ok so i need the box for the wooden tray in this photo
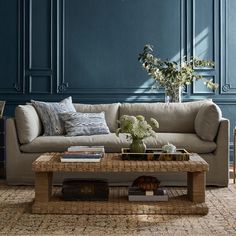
[121,148,190,161]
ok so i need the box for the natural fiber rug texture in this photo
[0,183,236,236]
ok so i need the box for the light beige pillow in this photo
[15,105,42,144]
[194,103,222,141]
[73,103,120,132]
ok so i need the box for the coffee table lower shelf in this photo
[32,187,208,215]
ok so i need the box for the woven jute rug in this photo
[0,183,236,236]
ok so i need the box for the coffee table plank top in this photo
[32,153,209,173]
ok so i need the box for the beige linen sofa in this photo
[6,100,229,186]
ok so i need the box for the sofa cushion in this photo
[20,133,216,154]
[20,133,125,153]
[119,100,212,133]
[195,103,222,141]
[144,133,216,153]
[60,112,110,136]
[31,97,76,136]
[15,105,42,144]
[73,103,120,132]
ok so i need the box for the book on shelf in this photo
[67,145,105,153]
[128,187,168,202]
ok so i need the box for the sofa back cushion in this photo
[194,103,222,141]
[15,104,42,144]
[73,103,120,132]
[119,100,212,133]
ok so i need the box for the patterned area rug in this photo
[0,183,236,235]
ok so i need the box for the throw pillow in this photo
[73,103,120,132]
[60,112,110,136]
[15,104,42,144]
[31,96,76,136]
[194,103,222,141]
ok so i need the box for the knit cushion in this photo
[60,112,110,136]
[31,97,76,136]
[73,103,120,132]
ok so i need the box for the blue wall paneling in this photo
[0,0,235,159]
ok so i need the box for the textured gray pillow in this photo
[194,103,222,141]
[73,103,120,132]
[31,97,76,136]
[60,112,110,136]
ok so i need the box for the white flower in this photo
[116,115,159,142]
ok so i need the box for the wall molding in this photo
[57,0,185,94]
[220,0,236,94]
[192,75,216,94]
[28,75,52,94]
[0,0,23,94]
[28,0,53,71]
[192,0,215,71]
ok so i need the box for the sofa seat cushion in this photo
[20,133,127,153]
[144,133,216,154]
[20,133,216,154]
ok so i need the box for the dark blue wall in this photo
[0,0,235,144]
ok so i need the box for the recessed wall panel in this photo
[193,0,214,63]
[29,75,52,94]
[0,0,22,93]
[227,0,236,89]
[61,0,182,93]
[29,0,52,70]
[193,76,215,94]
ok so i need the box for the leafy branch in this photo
[138,44,218,91]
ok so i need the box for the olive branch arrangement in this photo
[138,44,218,94]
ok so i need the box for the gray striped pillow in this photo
[31,97,76,136]
[60,112,110,136]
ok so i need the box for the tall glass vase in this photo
[165,86,182,103]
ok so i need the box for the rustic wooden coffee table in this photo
[32,152,209,215]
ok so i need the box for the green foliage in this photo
[138,44,218,92]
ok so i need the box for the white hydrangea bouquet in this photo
[116,115,159,153]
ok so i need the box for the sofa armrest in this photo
[6,118,21,155]
[211,118,229,186]
[214,118,229,154]
[6,118,42,184]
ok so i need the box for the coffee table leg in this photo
[187,171,206,203]
[35,172,53,202]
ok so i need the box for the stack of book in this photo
[61,146,105,162]
[128,187,168,202]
